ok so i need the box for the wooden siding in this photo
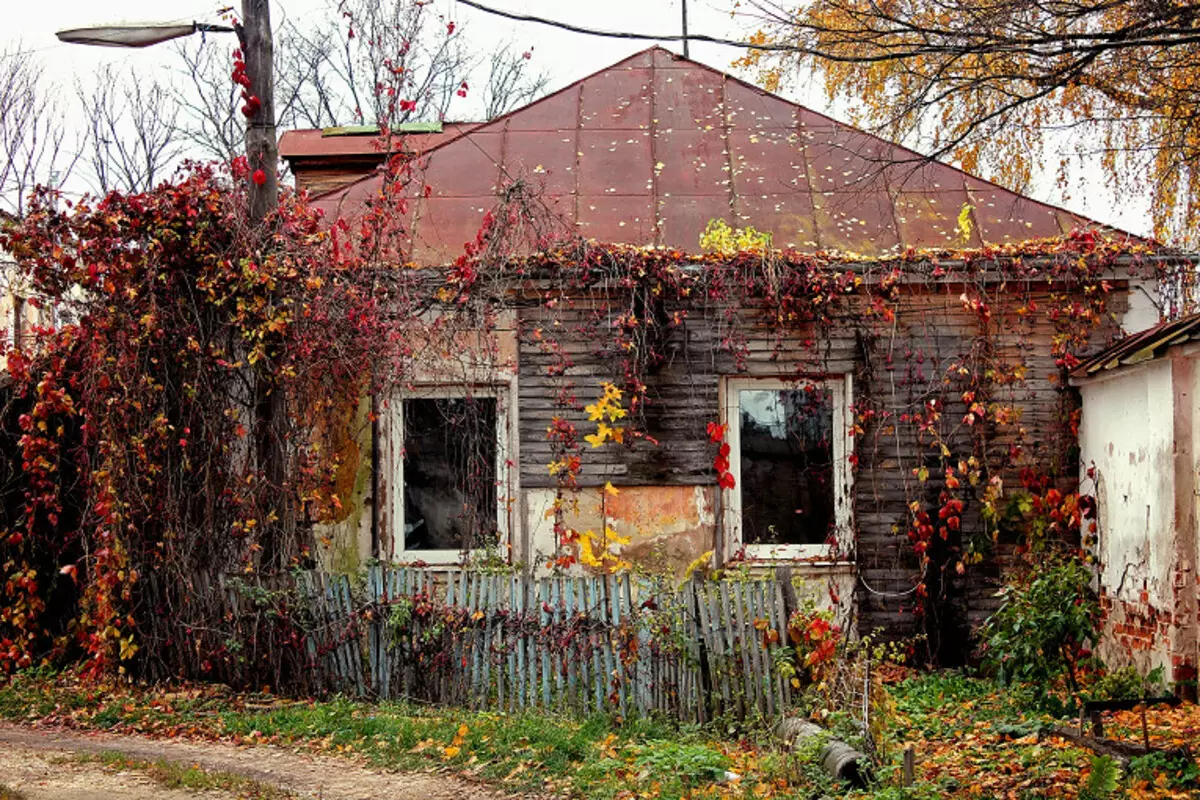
[515,281,1128,649]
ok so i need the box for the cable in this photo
[456,0,775,51]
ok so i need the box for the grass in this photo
[72,751,294,799]
[0,786,27,800]
[0,669,1196,799]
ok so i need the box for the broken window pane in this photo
[738,386,834,546]
[402,396,498,552]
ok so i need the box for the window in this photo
[389,387,510,563]
[722,376,852,560]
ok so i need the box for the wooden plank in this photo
[719,582,746,720]
[564,579,579,712]
[538,579,552,710]
[467,571,482,708]
[587,578,604,712]
[552,579,565,712]
[753,583,775,718]
[709,583,732,717]
[770,578,791,708]
[606,574,624,717]
[339,575,366,697]
[625,575,648,717]
[444,570,458,706]
[736,581,762,716]
[481,575,495,709]
[513,575,526,710]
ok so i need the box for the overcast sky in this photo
[4,0,1150,235]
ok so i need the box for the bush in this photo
[1090,664,1166,701]
[979,557,1099,691]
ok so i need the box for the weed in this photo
[77,751,294,799]
[1128,751,1200,789]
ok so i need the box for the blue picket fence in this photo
[295,566,800,722]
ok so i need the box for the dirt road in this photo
[0,722,519,799]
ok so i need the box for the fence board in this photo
[283,567,838,724]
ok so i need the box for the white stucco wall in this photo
[1078,358,1176,672]
[1121,278,1162,334]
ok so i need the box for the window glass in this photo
[402,396,497,552]
[738,386,834,546]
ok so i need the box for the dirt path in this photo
[0,722,522,799]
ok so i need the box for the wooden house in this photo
[281,47,1190,660]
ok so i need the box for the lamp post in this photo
[59,4,288,563]
[57,3,277,225]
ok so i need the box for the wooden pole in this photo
[681,0,690,58]
[242,0,277,224]
[240,0,289,566]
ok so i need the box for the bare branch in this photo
[0,45,77,215]
[77,65,183,194]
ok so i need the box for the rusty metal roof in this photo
[279,122,482,160]
[1071,313,1200,380]
[308,46,1134,265]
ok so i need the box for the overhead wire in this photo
[455,0,764,50]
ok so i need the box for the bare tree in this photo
[169,0,549,163]
[0,46,76,215]
[77,65,182,194]
[483,42,549,121]
[174,38,246,165]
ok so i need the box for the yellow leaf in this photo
[684,550,713,578]
[956,203,974,242]
[442,745,460,759]
[604,481,619,496]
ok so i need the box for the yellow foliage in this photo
[578,526,632,573]
[733,1,1200,244]
[684,550,714,578]
[583,383,627,448]
[699,219,773,254]
[955,203,974,244]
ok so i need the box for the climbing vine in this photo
[0,149,1190,679]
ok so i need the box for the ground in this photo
[0,721,513,799]
[0,671,1197,799]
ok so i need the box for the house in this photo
[1072,316,1200,691]
[0,210,48,356]
[281,47,1192,661]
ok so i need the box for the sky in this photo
[3,0,1151,235]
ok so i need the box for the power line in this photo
[456,0,775,51]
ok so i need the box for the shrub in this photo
[1091,664,1166,701]
[979,556,1099,692]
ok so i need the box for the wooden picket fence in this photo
[294,566,803,723]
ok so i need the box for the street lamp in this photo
[57,3,287,562]
[56,22,235,48]
[56,2,277,224]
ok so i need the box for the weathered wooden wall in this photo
[513,279,1128,657]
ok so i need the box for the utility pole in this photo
[240,0,290,565]
[681,0,690,58]
[57,3,289,566]
[241,0,277,224]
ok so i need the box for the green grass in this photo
[2,669,1195,799]
[0,673,785,799]
[75,751,294,799]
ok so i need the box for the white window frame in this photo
[721,375,854,562]
[388,384,512,565]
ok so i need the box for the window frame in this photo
[387,384,512,565]
[721,375,854,563]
